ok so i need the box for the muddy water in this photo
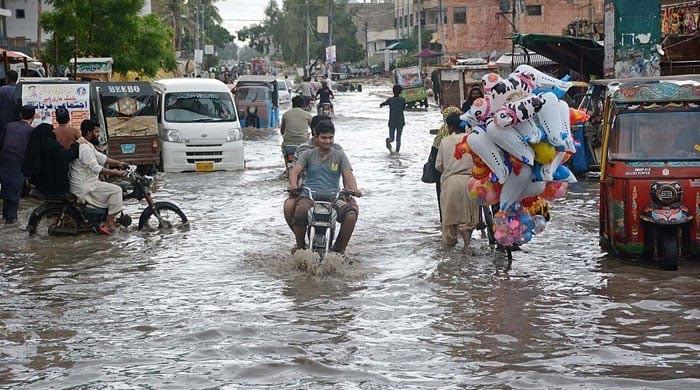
[1,86,699,388]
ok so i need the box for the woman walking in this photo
[435,112,479,252]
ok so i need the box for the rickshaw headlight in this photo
[226,128,241,142]
[651,182,682,205]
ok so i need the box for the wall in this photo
[605,0,661,78]
[414,0,604,57]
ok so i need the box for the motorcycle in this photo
[301,186,356,261]
[640,182,694,270]
[317,102,334,118]
[27,165,188,236]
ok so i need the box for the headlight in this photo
[651,182,682,205]
[313,203,332,214]
[161,128,182,143]
[226,128,241,142]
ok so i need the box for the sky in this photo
[218,0,282,43]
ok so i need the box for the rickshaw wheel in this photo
[660,231,679,271]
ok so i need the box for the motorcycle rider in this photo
[281,96,313,149]
[69,119,130,235]
[283,115,339,234]
[315,80,334,115]
[301,77,313,109]
[286,120,361,254]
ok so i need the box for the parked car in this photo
[154,78,244,172]
[276,79,291,109]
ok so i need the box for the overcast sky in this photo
[218,0,282,43]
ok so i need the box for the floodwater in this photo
[1,86,699,389]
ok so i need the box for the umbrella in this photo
[415,48,441,58]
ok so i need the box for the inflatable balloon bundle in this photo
[493,206,548,247]
[456,65,589,247]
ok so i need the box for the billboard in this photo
[21,83,91,128]
[325,45,336,64]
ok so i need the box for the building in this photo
[0,0,152,55]
[349,0,398,65]
[396,0,604,58]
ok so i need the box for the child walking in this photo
[379,85,406,154]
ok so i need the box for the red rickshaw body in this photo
[599,77,700,261]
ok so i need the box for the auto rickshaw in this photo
[95,82,159,173]
[393,66,428,109]
[599,75,700,270]
[234,75,279,128]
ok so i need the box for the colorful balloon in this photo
[532,142,557,164]
[485,121,535,165]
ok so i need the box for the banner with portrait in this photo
[21,82,91,129]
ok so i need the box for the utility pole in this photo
[439,0,446,60]
[417,2,422,70]
[510,0,517,72]
[328,0,333,48]
[365,21,369,67]
[306,0,310,74]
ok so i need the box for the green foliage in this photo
[238,0,364,66]
[41,0,176,76]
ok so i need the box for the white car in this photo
[277,80,292,109]
[154,78,244,172]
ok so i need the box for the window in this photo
[453,7,467,24]
[165,92,237,123]
[15,9,25,19]
[526,5,542,16]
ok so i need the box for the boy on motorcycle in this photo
[69,119,129,235]
[286,120,361,254]
[315,80,334,115]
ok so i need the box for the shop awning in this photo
[512,33,604,77]
[495,52,557,67]
[384,41,414,51]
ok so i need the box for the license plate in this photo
[120,143,136,154]
[195,161,215,172]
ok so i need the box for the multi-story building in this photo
[396,0,604,58]
[349,0,398,64]
[0,0,152,55]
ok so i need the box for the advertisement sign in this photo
[325,45,336,64]
[317,16,328,34]
[22,83,91,128]
[204,45,215,55]
[194,49,204,64]
[394,66,422,88]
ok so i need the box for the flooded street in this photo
[1,86,699,388]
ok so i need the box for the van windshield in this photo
[164,92,237,123]
[235,86,270,102]
[609,110,700,161]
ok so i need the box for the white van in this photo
[154,78,244,172]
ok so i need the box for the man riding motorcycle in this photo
[69,119,130,235]
[314,80,335,115]
[286,120,361,254]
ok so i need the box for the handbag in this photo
[421,147,439,184]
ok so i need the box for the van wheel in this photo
[660,231,679,271]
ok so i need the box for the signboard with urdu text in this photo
[22,83,91,128]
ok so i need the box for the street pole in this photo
[417,3,422,70]
[511,0,516,72]
[306,1,310,75]
[365,21,369,67]
[328,0,333,48]
[439,0,446,61]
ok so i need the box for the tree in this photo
[238,0,364,66]
[41,0,176,76]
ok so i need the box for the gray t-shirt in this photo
[296,147,352,197]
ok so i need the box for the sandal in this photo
[96,225,113,236]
